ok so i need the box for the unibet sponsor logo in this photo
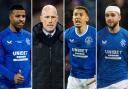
[104,50,122,60]
[13,51,28,61]
[72,48,88,58]
[13,51,28,56]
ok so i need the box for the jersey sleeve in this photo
[0,36,15,81]
[64,29,70,56]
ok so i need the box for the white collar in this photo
[75,25,88,37]
[42,29,56,37]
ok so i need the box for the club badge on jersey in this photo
[85,36,93,46]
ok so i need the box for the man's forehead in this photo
[41,6,57,15]
[41,9,57,16]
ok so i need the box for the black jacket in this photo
[32,22,63,89]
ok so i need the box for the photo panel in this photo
[65,0,96,89]
[97,0,128,88]
[32,0,64,89]
[0,0,31,89]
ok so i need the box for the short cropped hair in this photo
[9,4,25,14]
[74,6,89,16]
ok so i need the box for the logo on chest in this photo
[120,39,126,47]
[69,39,75,43]
[85,36,93,46]
[26,38,30,45]
[102,40,107,45]
[7,40,12,44]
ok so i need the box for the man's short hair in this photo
[74,6,89,16]
[9,4,25,14]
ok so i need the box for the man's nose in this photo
[19,16,25,21]
[48,17,52,22]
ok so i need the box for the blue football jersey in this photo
[0,27,31,88]
[65,25,96,79]
[97,27,128,88]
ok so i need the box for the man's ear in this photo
[9,15,12,21]
[119,15,121,21]
[86,16,89,22]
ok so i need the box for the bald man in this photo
[33,5,63,89]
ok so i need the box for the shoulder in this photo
[56,22,63,32]
[56,23,63,36]
[97,27,107,41]
[87,25,96,35]
[22,29,31,34]
[33,22,43,35]
[120,27,128,38]
[0,27,11,40]
[64,26,75,41]
[55,23,63,42]
[97,27,107,36]
[33,22,42,29]
[120,27,128,33]
[22,29,31,37]
[88,25,96,31]
[65,26,75,35]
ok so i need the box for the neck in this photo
[108,23,120,33]
[9,24,21,32]
[76,25,87,35]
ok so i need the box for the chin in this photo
[17,26,23,29]
[108,25,113,28]
[47,29,55,33]
[75,25,81,28]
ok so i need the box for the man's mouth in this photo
[18,22,24,26]
[75,20,81,24]
[47,24,53,26]
[75,21,81,24]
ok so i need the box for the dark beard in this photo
[107,22,118,30]
[75,25,81,29]
[15,28,21,32]
[14,25,22,32]
[76,26,81,29]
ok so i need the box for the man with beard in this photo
[97,6,128,89]
[65,6,96,89]
[0,5,31,89]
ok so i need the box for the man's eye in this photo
[15,15,20,17]
[45,16,50,18]
[51,16,56,18]
[80,13,83,16]
[111,14,115,17]
[73,13,77,16]
[105,14,109,17]
[22,15,26,18]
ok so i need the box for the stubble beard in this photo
[107,22,118,31]
[14,25,22,32]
